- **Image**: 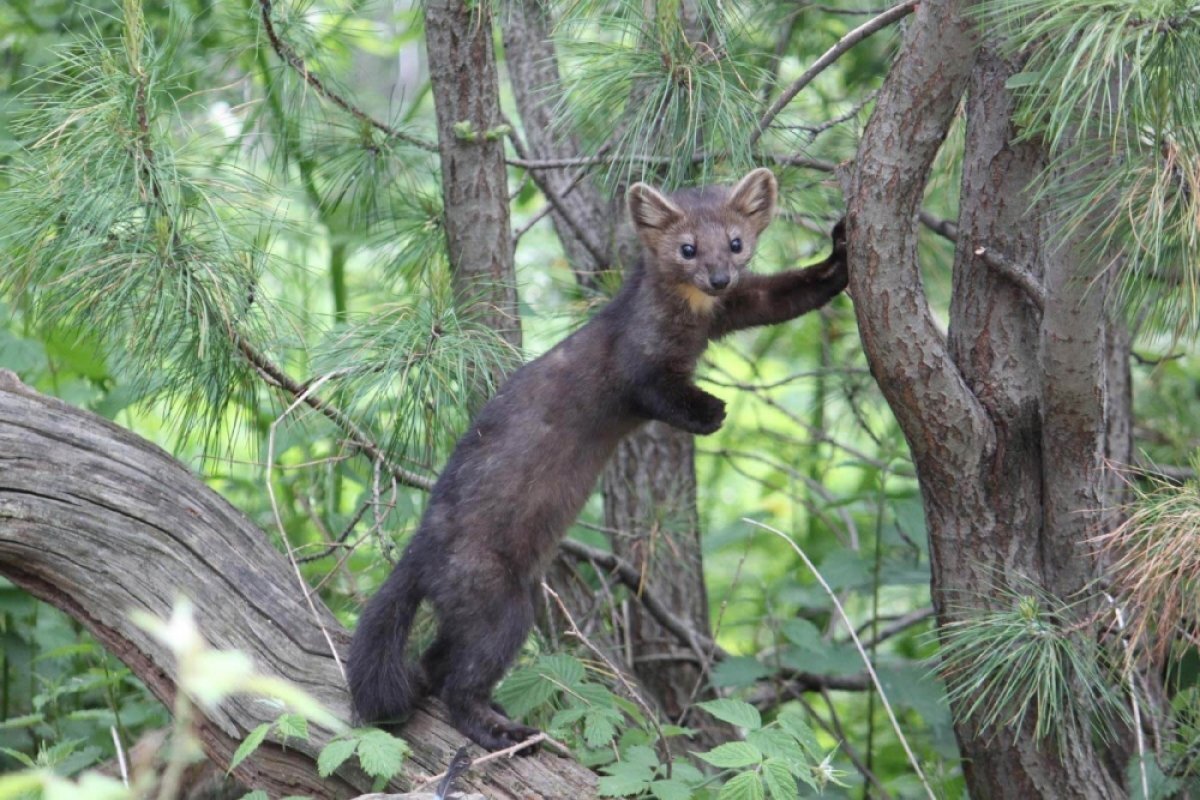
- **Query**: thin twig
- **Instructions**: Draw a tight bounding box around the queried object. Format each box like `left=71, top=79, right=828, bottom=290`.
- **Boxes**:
left=542, top=583, right=671, bottom=762
left=1106, top=593, right=1149, bottom=800
left=265, top=370, right=352, bottom=681
left=257, top=0, right=436, bottom=152
left=751, top=0, right=918, bottom=147
left=747, top=518, right=937, bottom=800
left=414, top=732, right=567, bottom=789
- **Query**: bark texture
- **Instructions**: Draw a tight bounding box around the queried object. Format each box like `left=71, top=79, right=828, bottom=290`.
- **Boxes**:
left=424, top=0, right=520, bottom=354
left=0, top=371, right=596, bottom=800
left=848, top=3, right=1132, bottom=797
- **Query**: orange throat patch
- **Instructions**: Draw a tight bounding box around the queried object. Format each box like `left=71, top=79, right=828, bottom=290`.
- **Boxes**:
left=676, top=283, right=718, bottom=315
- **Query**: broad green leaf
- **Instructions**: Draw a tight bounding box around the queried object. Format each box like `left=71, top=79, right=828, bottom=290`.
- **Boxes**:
left=778, top=710, right=820, bottom=758
left=717, top=770, right=764, bottom=800
left=238, top=792, right=269, bottom=800
left=597, top=760, right=655, bottom=797
left=229, top=723, right=270, bottom=774
left=698, top=698, right=762, bottom=730
left=316, top=737, right=358, bottom=777
left=354, top=729, right=409, bottom=780
left=695, top=741, right=762, bottom=770
left=711, top=657, right=770, bottom=689
left=496, top=666, right=559, bottom=717
left=650, top=779, right=695, bottom=800
left=584, top=708, right=620, bottom=747
left=275, top=713, right=309, bottom=741
left=747, top=728, right=805, bottom=764
left=763, top=760, right=798, bottom=800
left=623, top=744, right=660, bottom=770
left=538, top=653, right=586, bottom=688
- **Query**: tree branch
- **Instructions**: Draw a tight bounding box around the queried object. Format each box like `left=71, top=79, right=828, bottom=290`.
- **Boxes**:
left=846, top=0, right=993, bottom=482
left=0, top=371, right=597, bottom=799
left=750, top=0, right=918, bottom=147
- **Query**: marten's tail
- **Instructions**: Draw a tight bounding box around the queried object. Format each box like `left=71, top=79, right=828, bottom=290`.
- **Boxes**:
left=347, top=557, right=425, bottom=725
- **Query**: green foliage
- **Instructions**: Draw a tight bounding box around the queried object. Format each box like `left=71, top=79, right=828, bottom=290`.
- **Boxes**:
left=980, top=0, right=1200, bottom=335
left=316, top=727, right=409, bottom=790
left=938, top=586, right=1128, bottom=749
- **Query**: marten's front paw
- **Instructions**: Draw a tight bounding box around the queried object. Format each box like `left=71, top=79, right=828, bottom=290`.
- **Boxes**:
left=689, top=393, right=726, bottom=435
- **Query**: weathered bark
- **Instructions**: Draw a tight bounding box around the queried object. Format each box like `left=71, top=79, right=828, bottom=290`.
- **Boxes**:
left=848, top=3, right=1133, bottom=796
left=424, top=0, right=520, bottom=355
left=500, top=0, right=615, bottom=282
left=0, top=371, right=596, bottom=799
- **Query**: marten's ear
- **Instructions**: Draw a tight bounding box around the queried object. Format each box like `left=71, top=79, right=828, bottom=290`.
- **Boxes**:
left=727, top=168, right=777, bottom=234
left=628, top=182, right=684, bottom=236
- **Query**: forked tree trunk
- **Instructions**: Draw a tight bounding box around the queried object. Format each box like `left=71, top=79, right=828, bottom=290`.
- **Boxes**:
left=0, top=371, right=596, bottom=800
left=847, top=3, right=1134, bottom=797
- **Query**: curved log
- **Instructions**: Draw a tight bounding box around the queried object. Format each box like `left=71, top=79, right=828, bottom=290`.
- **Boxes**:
left=0, top=370, right=596, bottom=799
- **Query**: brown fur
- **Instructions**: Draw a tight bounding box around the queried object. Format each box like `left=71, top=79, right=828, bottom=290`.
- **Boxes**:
left=347, top=169, right=849, bottom=752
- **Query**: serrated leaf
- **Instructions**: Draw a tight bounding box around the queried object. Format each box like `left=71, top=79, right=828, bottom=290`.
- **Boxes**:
left=549, top=706, right=588, bottom=731
left=316, top=737, right=358, bottom=777
left=623, top=744, right=660, bottom=770
left=275, top=713, right=309, bottom=741
left=598, top=760, right=655, bottom=797
left=717, top=770, right=764, bottom=800
left=747, top=729, right=805, bottom=764
left=354, top=729, right=409, bottom=780
left=695, top=741, right=762, bottom=770
left=584, top=708, right=619, bottom=747
left=229, top=723, right=270, bottom=774
left=538, top=653, right=586, bottom=688
left=698, top=699, right=762, bottom=730
left=496, top=666, right=559, bottom=717
left=763, top=760, right=798, bottom=800
left=777, top=710, right=819, bottom=758
left=650, top=778, right=695, bottom=800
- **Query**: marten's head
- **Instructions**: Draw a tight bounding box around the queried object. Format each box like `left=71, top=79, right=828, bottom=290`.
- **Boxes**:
left=627, top=168, right=777, bottom=313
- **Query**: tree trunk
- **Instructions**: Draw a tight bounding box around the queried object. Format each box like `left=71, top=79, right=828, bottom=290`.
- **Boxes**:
left=0, top=371, right=596, bottom=799
left=847, top=3, right=1133, bottom=796
left=424, top=0, right=520, bottom=356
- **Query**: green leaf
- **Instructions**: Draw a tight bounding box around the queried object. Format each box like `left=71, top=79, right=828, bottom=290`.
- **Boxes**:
left=584, top=707, right=620, bottom=747
left=747, top=729, right=805, bottom=764
left=695, top=742, right=763, bottom=770
left=316, top=737, right=358, bottom=778
left=650, top=779, right=695, bottom=800
left=597, top=760, right=655, bottom=797
left=777, top=710, right=819, bottom=758
left=496, top=666, right=560, bottom=717
left=711, top=657, right=770, bottom=689
left=229, top=723, right=270, bottom=774
left=275, top=713, right=309, bottom=741
left=238, top=792, right=269, bottom=800
left=623, top=744, right=660, bottom=770
left=697, top=699, right=762, bottom=730
left=763, top=760, right=799, bottom=800
left=717, top=770, right=764, bottom=800
left=538, top=653, right=586, bottom=688
left=354, top=729, right=409, bottom=780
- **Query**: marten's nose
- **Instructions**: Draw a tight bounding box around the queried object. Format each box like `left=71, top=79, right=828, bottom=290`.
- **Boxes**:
left=709, top=273, right=730, bottom=290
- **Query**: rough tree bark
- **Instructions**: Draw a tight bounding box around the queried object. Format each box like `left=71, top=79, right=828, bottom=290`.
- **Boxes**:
left=424, top=0, right=521, bottom=355
left=0, top=371, right=596, bottom=800
left=847, top=2, right=1132, bottom=797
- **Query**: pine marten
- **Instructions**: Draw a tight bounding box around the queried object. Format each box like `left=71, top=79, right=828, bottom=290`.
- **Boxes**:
left=347, top=168, right=848, bottom=751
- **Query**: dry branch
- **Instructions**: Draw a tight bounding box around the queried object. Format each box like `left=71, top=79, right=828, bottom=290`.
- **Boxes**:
left=0, top=370, right=596, bottom=799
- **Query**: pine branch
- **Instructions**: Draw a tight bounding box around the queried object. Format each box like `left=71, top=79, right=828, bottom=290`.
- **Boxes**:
left=256, top=0, right=437, bottom=153
left=751, top=0, right=918, bottom=147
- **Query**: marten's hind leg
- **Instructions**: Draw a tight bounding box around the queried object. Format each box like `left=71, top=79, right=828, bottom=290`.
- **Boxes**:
left=433, top=583, right=540, bottom=752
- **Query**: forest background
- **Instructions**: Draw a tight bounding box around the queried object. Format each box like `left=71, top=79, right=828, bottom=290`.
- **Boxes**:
left=1, top=0, right=1199, bottom=798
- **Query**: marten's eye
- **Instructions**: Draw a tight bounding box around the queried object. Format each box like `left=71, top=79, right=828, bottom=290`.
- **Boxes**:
left=680, top=243, right=697, bottom=259
left=730, top=237, right=743, bottom=253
